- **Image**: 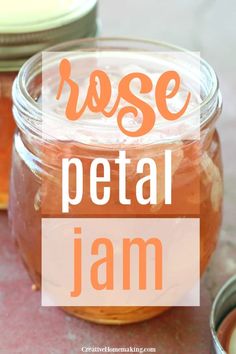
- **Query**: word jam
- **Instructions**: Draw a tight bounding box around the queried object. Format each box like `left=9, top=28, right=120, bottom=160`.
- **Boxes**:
left=70, top=227, right=163, bottom=297
left=62, top=150, right=172, bottom=213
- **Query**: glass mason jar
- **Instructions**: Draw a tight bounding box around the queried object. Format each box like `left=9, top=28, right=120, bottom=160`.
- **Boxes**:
left=0, top=0, right=98, bottom=209
left=9, top=38, right=223, bottom=325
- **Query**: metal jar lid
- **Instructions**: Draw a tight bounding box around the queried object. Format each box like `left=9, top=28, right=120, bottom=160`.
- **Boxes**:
left=0, top=0, right=98, bottom=71
left=210, top=275, right=236, bottom=354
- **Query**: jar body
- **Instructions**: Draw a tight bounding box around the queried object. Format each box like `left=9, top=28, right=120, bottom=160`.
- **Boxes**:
left=9, top=38, right=223, bottom=325
left=0, top=72, right=17, bottom=208
left=9, top=127, right=223, bottom=324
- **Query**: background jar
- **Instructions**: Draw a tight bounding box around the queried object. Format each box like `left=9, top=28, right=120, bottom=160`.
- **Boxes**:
left=0, top=0, right=98, bottom=209
left=10, top=38, right=223, bottom=325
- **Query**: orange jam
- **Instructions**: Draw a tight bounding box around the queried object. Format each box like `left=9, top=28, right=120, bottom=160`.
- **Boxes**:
left=9, top=38, right=223, bottom=324
left=10, top=130, right=222, bottom=324
left=0, top=72, right=17, bottom=208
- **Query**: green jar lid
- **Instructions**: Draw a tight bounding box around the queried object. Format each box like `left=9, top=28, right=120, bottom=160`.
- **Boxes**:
left=0, top=0, right=98, bottom=71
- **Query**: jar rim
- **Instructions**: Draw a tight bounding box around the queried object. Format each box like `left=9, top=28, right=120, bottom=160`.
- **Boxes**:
left=210, top=275, right=236, bottom=354
left=13, top=37, right=221, bottom=140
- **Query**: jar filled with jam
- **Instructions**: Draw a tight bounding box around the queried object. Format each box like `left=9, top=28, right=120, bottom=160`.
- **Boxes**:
left=0, top=0, right=98, bottom=208
left=9, top=38, right=223, bottom=324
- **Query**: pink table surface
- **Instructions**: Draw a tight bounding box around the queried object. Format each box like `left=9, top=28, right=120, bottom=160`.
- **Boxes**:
left=1, top=1, right=236, bottom=352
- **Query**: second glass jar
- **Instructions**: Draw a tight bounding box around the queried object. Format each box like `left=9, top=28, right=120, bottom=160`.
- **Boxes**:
left=0, top=0, right=98, bottom=208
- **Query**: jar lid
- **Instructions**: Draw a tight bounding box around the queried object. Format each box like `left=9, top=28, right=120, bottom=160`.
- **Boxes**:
left=0, top=0, right=98, bottom=71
